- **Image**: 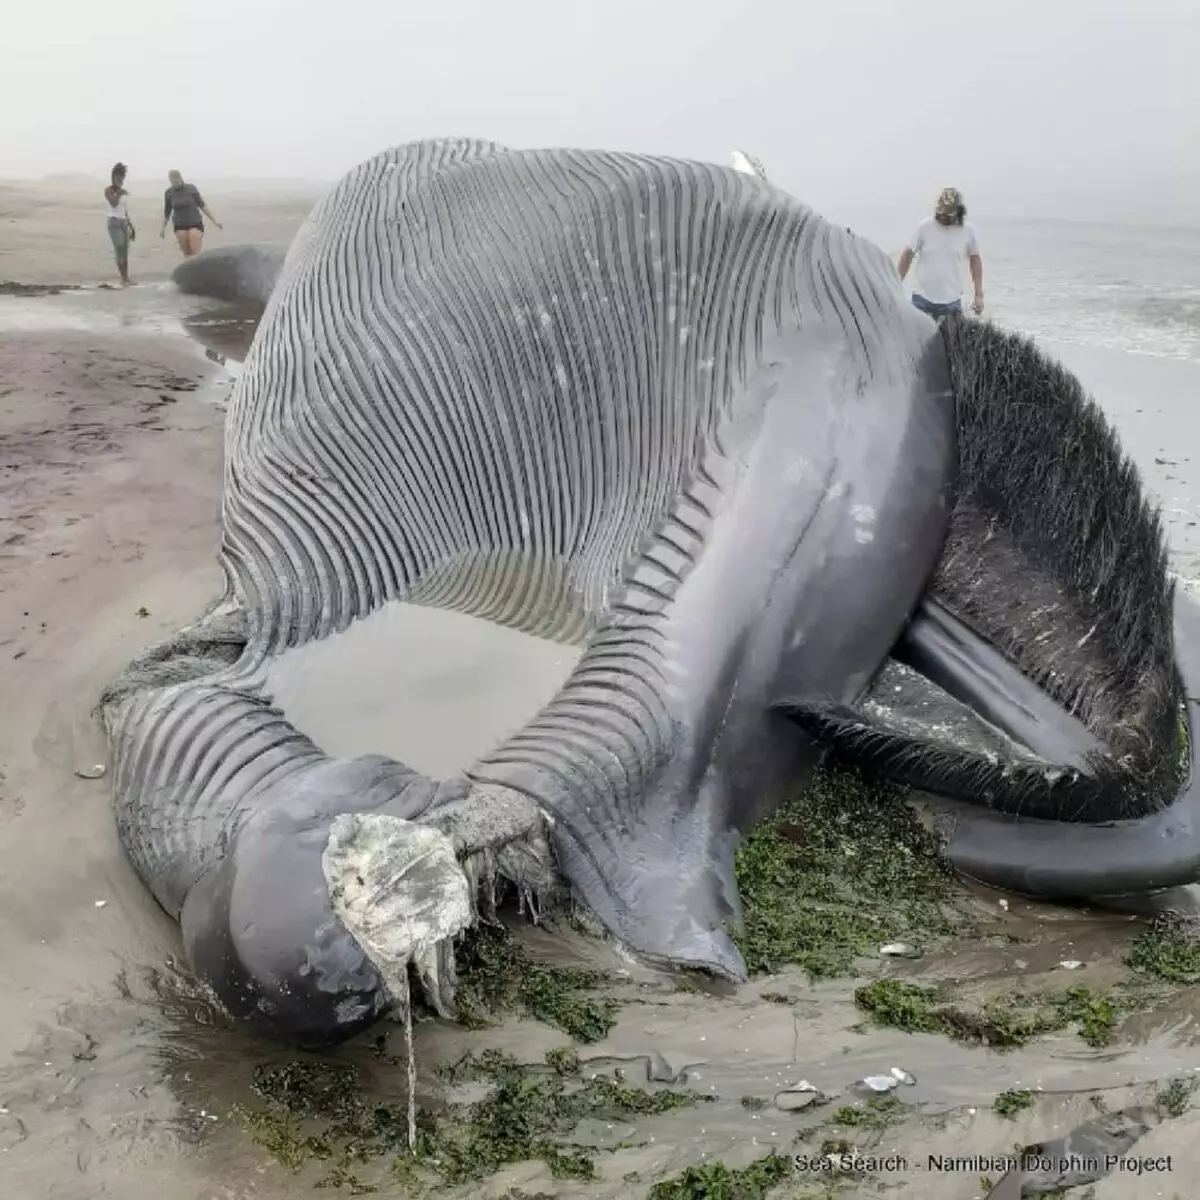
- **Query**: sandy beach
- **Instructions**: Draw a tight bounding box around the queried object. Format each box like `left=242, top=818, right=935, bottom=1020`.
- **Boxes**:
left=3, top=184, right=1200, bottom=1200
left=0, top=176, right=319, bottom=287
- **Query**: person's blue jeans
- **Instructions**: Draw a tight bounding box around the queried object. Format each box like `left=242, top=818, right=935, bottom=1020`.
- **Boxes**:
left=911, top=293, right=962, bottom=320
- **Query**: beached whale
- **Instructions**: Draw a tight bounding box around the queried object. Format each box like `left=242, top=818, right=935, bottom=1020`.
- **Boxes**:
left=106, top=138, right=1200, bottom=1048
left=172, top=242, right=288, bottom=308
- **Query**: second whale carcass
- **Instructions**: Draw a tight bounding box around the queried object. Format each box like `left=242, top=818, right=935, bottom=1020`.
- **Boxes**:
left=105, top=138, right=1200, bottom=1048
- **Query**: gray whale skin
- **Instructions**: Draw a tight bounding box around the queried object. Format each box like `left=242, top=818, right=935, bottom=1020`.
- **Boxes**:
left=100, top=138, right=1200, bottom=1047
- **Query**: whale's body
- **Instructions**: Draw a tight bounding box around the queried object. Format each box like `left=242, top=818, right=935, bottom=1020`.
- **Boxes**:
left=107, top=138, right=956, bottom=1043
left=103, top=138, right=1200, bottom=1047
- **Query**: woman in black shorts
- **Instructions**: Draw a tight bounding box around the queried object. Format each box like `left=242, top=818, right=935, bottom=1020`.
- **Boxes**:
left=160, top=169, right=223, bottom=257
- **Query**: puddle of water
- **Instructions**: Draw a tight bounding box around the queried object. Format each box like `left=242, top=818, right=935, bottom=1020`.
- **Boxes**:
left=179, top=305, right=260, bottom=366
left=265, top=595, right=582, bottom=777
left=0, top=286, right=258, bottom=372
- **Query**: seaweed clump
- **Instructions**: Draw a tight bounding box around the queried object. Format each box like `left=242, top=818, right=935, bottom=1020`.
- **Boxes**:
left=238, top=1048, right=711, bottom=1193
left=1127, top=918, right=1200, bottom=984
left=646, top=1153, right=793, bottom=1199
left=453, top=920, right=620, bottom=1042
left=1155, top=1077, right=1198, bottom=1119
left=407, top=1048, right=708, bottom=1186
left=235, top=1059, right=407, bottom=1191
left=993, top=1089, right=1036, bottom=1119
left=853, top=978, right=1135, bottom=1049
left=827, top=1094, right=907, bottom=1131
left=733, top=762, right=965, bottom=979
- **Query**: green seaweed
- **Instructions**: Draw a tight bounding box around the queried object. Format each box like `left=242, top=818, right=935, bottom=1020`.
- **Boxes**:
left=454, top=921, right=620, bottom=1042
left=238, top=1049, right=712, bottom=1191
left=851, top=980, right=944, bottom=1034
left=1156, top=1077, right=1198, bottom=1118
left=413, top=1049, right=711, bottom=1186
left=854, top=979, right=1131, bottom=1049
left=544, top=1046, right=581, bottom=1075
left=993, top=1089, right=1036, bottom=1119
left=645, top=1153, right=794, bottom=1199
left=1127, top=921, right=1200, bottom=984
left=733, top=763, right=965, bottom=980
left=827, top=1094, right=907, bottom=1130
left=235, top=1060, right=411, bottom=1186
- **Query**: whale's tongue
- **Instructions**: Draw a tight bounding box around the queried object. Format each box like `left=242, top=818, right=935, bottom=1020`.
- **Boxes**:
left=775, top=588, right=1158, bottom=824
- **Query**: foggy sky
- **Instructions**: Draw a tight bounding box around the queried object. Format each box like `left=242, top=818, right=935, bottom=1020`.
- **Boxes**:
left=4, top=0, right=1197, bottom=226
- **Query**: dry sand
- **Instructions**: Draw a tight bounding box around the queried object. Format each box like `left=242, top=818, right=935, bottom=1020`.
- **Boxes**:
left=2, top=186, right=1200, bottom=1200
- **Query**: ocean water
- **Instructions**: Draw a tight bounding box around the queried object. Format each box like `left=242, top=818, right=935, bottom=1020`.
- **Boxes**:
left=832, top=208, right=1200, bottom=580
left=843, top=209, right=1200, bottom=364
left=968, top=218, right=1200, bottom=579
left=980, top=217, right=1200, bottom=363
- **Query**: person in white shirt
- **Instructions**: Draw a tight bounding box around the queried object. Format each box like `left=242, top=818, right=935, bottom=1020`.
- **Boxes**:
left=103, top=162, right=135, bottom=286
left=897, top=187, right=984, bottom=319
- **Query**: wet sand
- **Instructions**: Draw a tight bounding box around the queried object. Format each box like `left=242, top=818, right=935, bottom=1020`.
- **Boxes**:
left=0, top=321, right=237, bottom=1198
left=3, top=205, right=1200, bottom=1199
left=0, top=176, right=319, bottom=287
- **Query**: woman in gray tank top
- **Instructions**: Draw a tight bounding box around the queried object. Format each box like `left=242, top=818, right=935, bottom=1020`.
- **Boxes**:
left=160, top=169, right=223, bottom=258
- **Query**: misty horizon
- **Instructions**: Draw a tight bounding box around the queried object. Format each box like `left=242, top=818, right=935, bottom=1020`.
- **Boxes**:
left=4, top=0, right=1197, bottom=228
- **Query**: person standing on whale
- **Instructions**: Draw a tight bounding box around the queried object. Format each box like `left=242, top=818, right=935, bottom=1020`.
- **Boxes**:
left=160, top=169, right=223, bottom=258
left=898, top=187, right=984, bottom=319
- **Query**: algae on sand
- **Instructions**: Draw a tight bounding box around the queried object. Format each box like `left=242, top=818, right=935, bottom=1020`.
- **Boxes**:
left=1127, top=918, right=1200, bottom=984
left=645, top=1153, right=794, bottom=1199
left=411, top=1048, right=711, bottom=1187
left=452, top=920, right=620, bottom=1043
left=239, top=1047, right=714, bottom=1193
left=733, top=763, right=966, bottom=980
left=994, top=1088, right=1036, bottom=1119
left=853, top=977, right=1140, bottom=1049
left=826, top=1094, right=908, bottom=1131
left=1155, top=1076, right=1199, bottom=1119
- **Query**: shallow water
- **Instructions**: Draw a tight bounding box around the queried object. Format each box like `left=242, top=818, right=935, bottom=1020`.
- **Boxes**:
left=178, top=306, right=259, bottom=370
left=0, top=281, right=191, bottom=333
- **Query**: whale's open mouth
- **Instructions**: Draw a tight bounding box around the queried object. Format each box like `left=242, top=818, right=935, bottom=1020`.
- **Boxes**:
left=775, top=316, right=1200, bottom=899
